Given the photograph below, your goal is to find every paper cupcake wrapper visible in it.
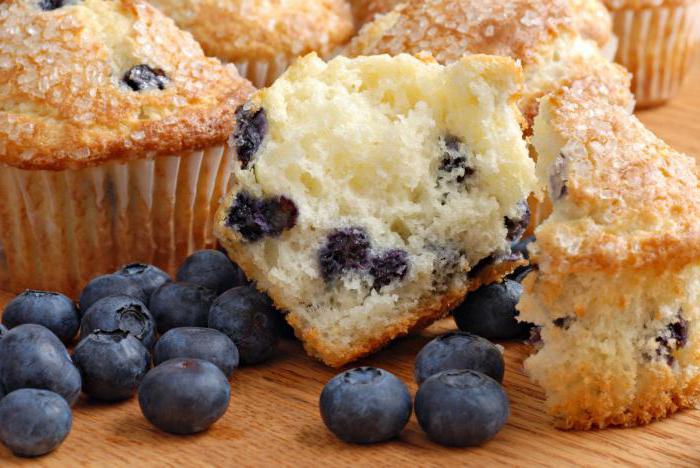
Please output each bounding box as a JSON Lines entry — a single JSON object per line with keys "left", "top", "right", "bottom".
{"left": 234, "top": 54, "right": 293, "bottom": 88}
{"left": 0, "top": 144, "right": 235, "bottom": 298}
{"left": 611, "top": 3, "right": 700, "bottom": 108}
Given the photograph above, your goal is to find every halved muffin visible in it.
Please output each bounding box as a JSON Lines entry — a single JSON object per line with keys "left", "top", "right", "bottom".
{"left": 215, "top": 53, "right": 537, "bottom": 366}
{"left": 520, "top": 72, "right": 700, "bottom": 429}
{"left": 344, "top": 0, "right": 620, "bottom": 126}
{"left": 0, "top": 0, "right": 253, "bottom": 296}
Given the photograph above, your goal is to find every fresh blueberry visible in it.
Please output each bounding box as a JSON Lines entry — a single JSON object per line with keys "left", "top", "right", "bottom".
{"left": 176, "top": 250, "right": 247, "bottom": 294}
{"left": 453, "top": 280, "right": 530, "bottom": 340}
{"left": 80, "top": 296, "right": 156, "bottom": 349}
{"left": 232, "top": 106, "right": 268, "bottom": 169}
{"left": 0, "top": 324, "right": 81, "bottom": 405}
{"left": 320, "top": 367, "right": 412, "bottom": 444}
{"left": 414, "top": 332, "right": 504, "bottom": 385}
{"left": 79, "top": 274, "right": 146, "bottom": 315}
{"left": 138, "top": 358, "right": 230, "bottom": 435}
{"left": 0, "top": 323, "right": 6, "bottom": 338}
{"left": 208, "top": 286, "right": 280, "bottom": 365}
{"left": 154, "top": 328, "right": 239, "bottom": 378}
{"left": 72, "top": 330, "right": 150, "bottom": 402}
{"left": 0, "top": 389, "right": 72, "bottom": 457}
{"left": 149, "top": 282, "right": 218, "bottom": 334}
{"left": 225, "top": 192, "right": 298, "bottom": 242}
{"left": 122, "top": 64, "right": 169, "bottom": 91}
{"left": 318, "top": 227, "right": 372, "bottom": 282}
{"left": 415, "top": 369, "right": 509, "bottom": 447}
{"left": 2, "top": 290, "right": 79, "bottom": 344}
{"left": 115, "top": 263, "right": 171, "bottom": 302}
{"left": 370, "top": 249, "right": 410, "bottom": 290}
{"left": 505, "top": 201, "right": 531, "bottom": 242}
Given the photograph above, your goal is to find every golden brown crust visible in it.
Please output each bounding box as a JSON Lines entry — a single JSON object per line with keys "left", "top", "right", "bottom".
{"left": 0, "top": 0, "right": 254, "bottom": 170}
{"left": 148, "top": 0, "right": 354, "bottom": 62}
{"left": 568, "top": 0, "right": 614, "bottom": 47}
{"left": 534, "top": 76, "right": 700, "bottom": 276}
{"left": 345, "top": 0, "right": 610, "bottom": 64}
{"left": 348, "top": 0, "right": 404, "bottom": 27}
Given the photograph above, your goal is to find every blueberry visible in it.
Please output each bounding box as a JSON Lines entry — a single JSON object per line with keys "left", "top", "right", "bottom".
{"left": 453, "top": 280, "right": 530, "bottom": 340}
{"left": 415, "top": 370, "right": 509, "bottom": 447}
{"left": 176, "top": 250, "right": 247, "bottom": 294}
{"left": 225, "top": 192, "right": 298, "bottom": 242}
{"left": 80, "top": 296, "right": 156, "bottom": 349}
{"left": 511, "top": 236, "right": 535, "bottom": 260}
{"left": 319, "top": 227, "right": 372, "bottom": 282}
{"left": 0, "top": 324, "right": 81, "bottom": 405}
{"left": 232, "top": 106, "right": 268, "bottom": 169}
{"left": 439, "top": 134, "right": 474, "bottom": 183}
{"left": 72, "top": 330, "right": 150, "bottom": 402}
{"left": 208, "top": 286, "right": 280, "bottom": 365}
{"left": 122, "top": 64, "right": 169, "bottom": 92}
{"left": 320, "top": 367, "right": 412, "bottom": 444}
{"left": 38, "top": 0, "right": 68, "bottom": 10}
{"left": 0, "top": 323, "right": 6, "bottom": 338}
{"left": 79, "top": 274, "right": 146, "bottom": 315}
{"left": 154, "top": 328, "right": 239, "bottom": 378}
{"left": 505, "top": 201, "right": 531, "bottom": 242}
{"left": 2, "top": 290, "right": 80, "bottom": 344}
{"left": 115, "top": 263, "right": 171, "bottom": 302}
{"left": 149, "top": 282, "right": 218, "bottom": 334}
{"left": 0, "top": 389, "right": 72, "bottom": 457}
{"left": 370, "top": 249, "right": 410, "bottom": 290}
{"left": 414, "top": 332, "right": 504, "bottom": 385}
{"left": 656, "top": 314, "right": 688, "bottom": 365}
{"left": 138, "top": 358, "right": 230, "bottom": 435}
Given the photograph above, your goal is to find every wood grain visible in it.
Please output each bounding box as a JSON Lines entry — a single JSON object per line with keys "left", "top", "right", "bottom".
{"left": 2, "top": 68, "right": 700, "bottom": 467}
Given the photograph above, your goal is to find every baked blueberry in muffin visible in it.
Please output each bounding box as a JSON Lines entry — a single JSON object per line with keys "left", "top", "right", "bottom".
{"left": 216, "top": 53, "right": 537, "bottom": 366}
{"left": 520, "top": 70, "right": 700, "bottom": 429}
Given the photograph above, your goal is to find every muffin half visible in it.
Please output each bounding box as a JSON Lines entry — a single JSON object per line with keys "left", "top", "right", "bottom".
{"left": 147, "top": 0, "right": 355, "bottom": 87}
{"left": 215, "top": 53, "right": 537, "bottom": 366}
{"left": 0, "top": 0, "right": 254, "bottom": 296}
{"left": 345, "top": 0, "right": 620, "bottom": 126}
{"left": 520, "top": 71, "right": 700, "bottom": 429}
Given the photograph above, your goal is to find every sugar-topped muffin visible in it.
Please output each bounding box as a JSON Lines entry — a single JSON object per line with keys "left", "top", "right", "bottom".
{"left": 520, "top": 72, "right": 700, "bottom": 429}
{"left": 345, "top": 0, "right": 619, "bottom": 126}
{"left": 215, "top": 53, "right": 537, "bottom": 366}
{"left": 0, "top": 0, "right": 254, "bottom": 296}
{"left": 147, "top": 0, "right": 355, "bottom": 87}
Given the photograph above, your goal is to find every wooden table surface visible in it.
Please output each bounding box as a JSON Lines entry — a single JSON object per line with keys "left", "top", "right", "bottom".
{"left": 2, "top": 69, "right": 700, "bottom": 467}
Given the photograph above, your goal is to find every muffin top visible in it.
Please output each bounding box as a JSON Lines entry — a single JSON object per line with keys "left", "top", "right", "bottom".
{"left": 0, "top": 0, "right": 254, "bottom": 170}
{"left": 147, "top": 0, "right": 355, "bottom": 63}
{"left": 348, "top": 0, "right": 403, "bottom": 27}
{"left": 532, "top": 72, "right": 700, "bottom": 275}
{"left": 345, "top": 0, "right": 613, "bottom": 64}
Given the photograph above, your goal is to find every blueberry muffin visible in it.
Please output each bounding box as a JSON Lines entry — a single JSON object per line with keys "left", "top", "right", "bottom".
{"left": 215, "top": 53, "right": 538, "bottom": 366}
{"left": 603, "top": 0, "right": 700, "bottom": 108}
{"left": 147, "top": 0, "right": 355, "bottom": 88}
{"left": 0, "top": 0, "right": 254, "bottom": 297}
{"left": 520, "top": 72, "right": 700, "bottom": 429}
{"left": 345, "top": 0, "right": 620, "bottom": 126}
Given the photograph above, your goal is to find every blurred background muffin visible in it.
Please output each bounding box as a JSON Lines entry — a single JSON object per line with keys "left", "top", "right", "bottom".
{"left": 0, "top": 0, "right": 254, "bottom": 297}
{"left": 604, "top": 0, "right": 700, "bottom": 108}
{"left": 147, "top": 0, "right": 355, "bottom": 87}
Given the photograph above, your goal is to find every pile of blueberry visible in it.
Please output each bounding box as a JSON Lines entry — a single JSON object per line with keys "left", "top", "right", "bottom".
{"left": 0, "top": 250, "right": 284, "bottom": 458}
{"left": 319, "top": 237, "right": 535, "bottom": 447}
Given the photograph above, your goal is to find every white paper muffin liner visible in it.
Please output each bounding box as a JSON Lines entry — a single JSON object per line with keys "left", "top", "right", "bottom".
{"left": 611, "top": 3, "right": 700, "bottom": 108}
{"left": 0, "top": 144, "right": 236, "bottom": 298}
{"left": 234, "top": 54, "right": 293, "bottom": 88}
